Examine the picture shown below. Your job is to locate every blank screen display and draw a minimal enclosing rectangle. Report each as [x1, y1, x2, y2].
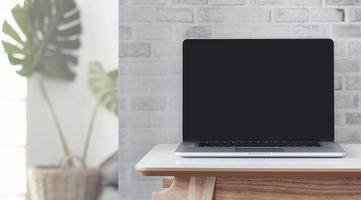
[183, 39, 334, 141]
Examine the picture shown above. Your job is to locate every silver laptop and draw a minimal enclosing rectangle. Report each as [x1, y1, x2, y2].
[176, 39, 345, 158]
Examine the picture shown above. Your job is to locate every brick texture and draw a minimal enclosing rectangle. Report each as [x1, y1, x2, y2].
[346, 113, 361, 125]
[350, 8, 361, 22]
[132, 25, 173, 40]
[274, 8, 308, 22]
[293, 25, 329, 38]
[333, 25, 361, 38]
[326, 0, 360, 6]
[176, 26, 212, 39]
[119, 1, 361, 199]
[237, 8, 271, 23]
[310, 8, 345, 22]
[346, 76, 361, 90]
[119, 43, 151, 58]
[335, 41, 347, 57]
[129, 0, 168, 5]
[157, 8, 194, 23]
[335, 58, 360, 72]
[251, 0, 286, 5]
[335, 94, 359, 109]
[349, 41, 361, 56]
[197, 7, 235, 23]
[172, 0, 208, 5]
[211, 0, 245, 5]
[335, 76, 343, 90]
[289, 0, 322, 6]
[119, 7, 153, 23]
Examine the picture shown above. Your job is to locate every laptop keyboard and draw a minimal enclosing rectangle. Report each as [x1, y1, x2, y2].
[198, 141, 321, 147]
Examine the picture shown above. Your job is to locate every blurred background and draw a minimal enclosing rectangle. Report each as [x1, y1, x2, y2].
[0, 0, 118, 199]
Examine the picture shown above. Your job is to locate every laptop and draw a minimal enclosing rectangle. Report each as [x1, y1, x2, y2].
[176, 39, 345, 158]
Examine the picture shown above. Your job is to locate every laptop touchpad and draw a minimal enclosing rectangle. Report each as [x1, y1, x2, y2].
[236, 148, 284, 152]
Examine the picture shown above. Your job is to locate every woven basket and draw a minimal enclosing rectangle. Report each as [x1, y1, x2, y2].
[28, 157, 100, 200]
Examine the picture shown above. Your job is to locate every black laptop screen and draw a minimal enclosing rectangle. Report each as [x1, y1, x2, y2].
[183, 39, 334, 142]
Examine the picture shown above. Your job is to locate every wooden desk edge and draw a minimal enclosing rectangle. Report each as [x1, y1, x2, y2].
[136, 167, 361, 177]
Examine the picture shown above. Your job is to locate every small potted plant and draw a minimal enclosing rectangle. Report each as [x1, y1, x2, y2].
[1, 0, 119, 199]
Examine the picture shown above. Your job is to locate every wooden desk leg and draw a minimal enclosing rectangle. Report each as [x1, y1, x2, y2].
[153, 176, 216, 200]
[188, 176, 217, 200]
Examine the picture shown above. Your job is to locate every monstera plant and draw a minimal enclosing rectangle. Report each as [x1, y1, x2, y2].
[2, 0, 81, 161]
[2, 0, 80, 79]
[88, 62, 118, 116]
[2, 1, 106, 199]
[2, 1, 121, 199]
[82, 62, 118, 161]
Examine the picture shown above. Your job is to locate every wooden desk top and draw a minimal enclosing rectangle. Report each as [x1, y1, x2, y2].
[136, 144, 361, 176]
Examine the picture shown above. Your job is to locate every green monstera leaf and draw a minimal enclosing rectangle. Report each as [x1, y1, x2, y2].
[2, 0, 81, 80]
[88, 62, 118, 116]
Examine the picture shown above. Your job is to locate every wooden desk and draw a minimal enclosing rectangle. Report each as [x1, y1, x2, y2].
[135, 144, 361, 200]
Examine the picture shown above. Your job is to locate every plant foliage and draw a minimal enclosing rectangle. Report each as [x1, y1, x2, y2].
[88, 63, 118, 116]
[2, 0, 82, 80]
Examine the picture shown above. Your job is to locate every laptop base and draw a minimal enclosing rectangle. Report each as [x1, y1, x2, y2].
[176, 142, 345, 158]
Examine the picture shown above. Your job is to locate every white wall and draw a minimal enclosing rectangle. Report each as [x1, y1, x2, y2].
[27, 0, 118, 167]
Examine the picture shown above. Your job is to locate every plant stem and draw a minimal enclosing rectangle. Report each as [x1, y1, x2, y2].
[82, 103, 100, 163]
[38, 78, 71, 158]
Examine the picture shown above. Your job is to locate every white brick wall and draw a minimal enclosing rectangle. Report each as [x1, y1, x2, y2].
[237, 8, 271, 23]
[119, 0, 361, 199]
[310, 8, 344, 22]
[157, 8, 194, 23]
[274, 8, 309, 22]
[197, 7, 235, 22]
